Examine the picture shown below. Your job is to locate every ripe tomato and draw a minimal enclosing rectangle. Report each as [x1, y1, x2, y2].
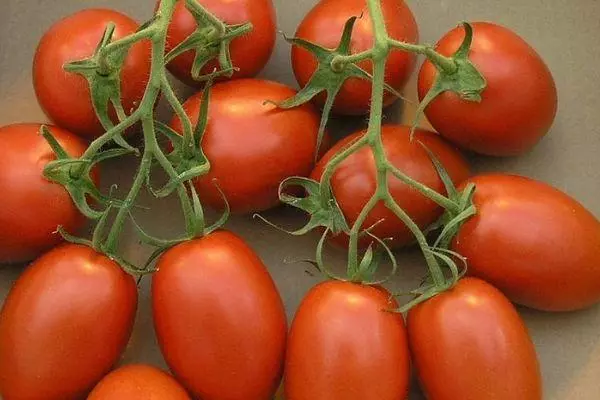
[88, 364, 190, 400]
[152, 231, 287, 400]
[311, 125, 470, 248]
[292, 0, 418, 115]
[170, 79, 321, 213]
[408, 278, 541, 400]
[418, 22, 557, 156]
[0, 124, 96, 265]
[453, 174, 600, 311]
[0, 245, 137, 400]
[164, 0, 276, 86]
[285, 281, 409, 400]
[33, 9, 151, 139]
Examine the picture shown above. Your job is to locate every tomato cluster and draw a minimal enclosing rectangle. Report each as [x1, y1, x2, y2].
[0, 0, 597, 399]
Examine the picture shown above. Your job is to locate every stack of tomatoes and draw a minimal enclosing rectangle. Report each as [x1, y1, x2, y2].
[0, 1, 599, 400]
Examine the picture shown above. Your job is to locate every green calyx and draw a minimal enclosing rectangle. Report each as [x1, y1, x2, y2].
[412, 22, 487, 133]
[165, 0, 252, 80]
[271, 16, 402, 156]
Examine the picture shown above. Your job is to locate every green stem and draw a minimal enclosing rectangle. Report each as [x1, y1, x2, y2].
[347, 193, 381, 277]
[331, 50, 373, 71]
[161, 74, 194, 151]
[185, 0, 226, 32]
[388, 39, 457, 74]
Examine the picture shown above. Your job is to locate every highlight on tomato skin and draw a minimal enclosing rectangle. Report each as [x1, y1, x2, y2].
[169, 78, 322, 214]
[284, 280, 410, 400]
[88, 364, 191, 399]
[0, 123, 97, 265]
[453, 174, 600, 312]
[152, 230, 287, 400]
[311, 124, 470, 249]
[0, 244, 138, 400]
[33, 8, 151, 139]
[292, 0, 419, 115]
[163, 0, 277, 87]
[407, 277, 542, 400]
[418, 22, 558, 157]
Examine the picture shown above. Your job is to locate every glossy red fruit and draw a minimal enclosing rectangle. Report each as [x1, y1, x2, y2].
[88, 364, 191, 399]
[0, 123, 97, 265]
[164, 0, 276, 86]
[33, 9, 151, 138]
[292, 0, 418, 114]
[0, 245, 137, 400]
[408, 278, 542, 400]
[170, 79, 321, 213]
[285, 281, 410, 400]
[418, 22, 557, 156]
[453, 174, 600, 311]
[311, 125, 470, 248]
[152, 231, 287, 400]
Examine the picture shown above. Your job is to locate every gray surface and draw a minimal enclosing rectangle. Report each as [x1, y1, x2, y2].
[1, 1, 600, 399]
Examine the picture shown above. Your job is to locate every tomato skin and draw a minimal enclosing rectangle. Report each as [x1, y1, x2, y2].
[418, 22, 557, 156]
[88, 364, 191, 399]
[170, 79, 321, 213]
[408, 278, 541, 400]
[152, 231, 287, 400]
[0, 124, 97, 265]
[33, 9, 151, 139]
[164, 0, 276, 87]
[453, 174, 600, 311]
[0, 245, 137, 400]
[292, 0, 418, 115]
[311, 125, 470, 248]
[285, 281, 409, 400]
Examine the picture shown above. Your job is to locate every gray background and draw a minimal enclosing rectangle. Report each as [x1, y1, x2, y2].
[1, 0, 600, 399]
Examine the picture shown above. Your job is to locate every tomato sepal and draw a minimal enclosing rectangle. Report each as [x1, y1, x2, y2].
[411, 22, 487, 135]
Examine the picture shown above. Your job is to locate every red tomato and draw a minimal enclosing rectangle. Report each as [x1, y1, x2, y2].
[285, 281, 409, 400]
[408, 277, 541, 400]
[453, 174, 600, 311]
[88, 364, 190, 400]
[0, 245, 137, 400]
[152, 231, 287, 400]
[292, 0, 418, 115]
[33, 9, 151, 139]
[164, 0, 276, 86]
[418, 22, 557, 156]
[170, 79, 321, 213]
[311, 125, 470, 248]
[0, 124, 97, 265]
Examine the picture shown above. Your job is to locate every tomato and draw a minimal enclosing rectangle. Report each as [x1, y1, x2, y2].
[418, 22, 557, 156]
[453, 174, 600, 311]
[152, 231, 287, 400]
[170, 79, 321, 213]
[311, 125, 470, 248]
[33, 9, 151, 139]
[0, 244, 137, 400]
[408, 277, 541, 400]
[292, 0, 418, 115]
[164, 0, 276, 86]
[285, 281, 409, 400]
[0, 124, 97, 265]
[88, 364, 190, 400]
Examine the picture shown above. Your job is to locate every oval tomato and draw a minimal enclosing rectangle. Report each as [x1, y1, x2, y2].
[408, 277, 541, 400]
[170, 79, 321, 213]
[88, 364, 190, 400]
[152, 231, 287, 400]
[285, 281, 409, 400]
[453, 174, 600, 311]
[292, 0, 418, 115]
[418, 22, 557, 156]
[311, 125, 470, 248]
[0, 124, 96, 265]
[164, 0, 276, 86]
[0, 244, 137, 400]
[33, 9, 151, 139]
